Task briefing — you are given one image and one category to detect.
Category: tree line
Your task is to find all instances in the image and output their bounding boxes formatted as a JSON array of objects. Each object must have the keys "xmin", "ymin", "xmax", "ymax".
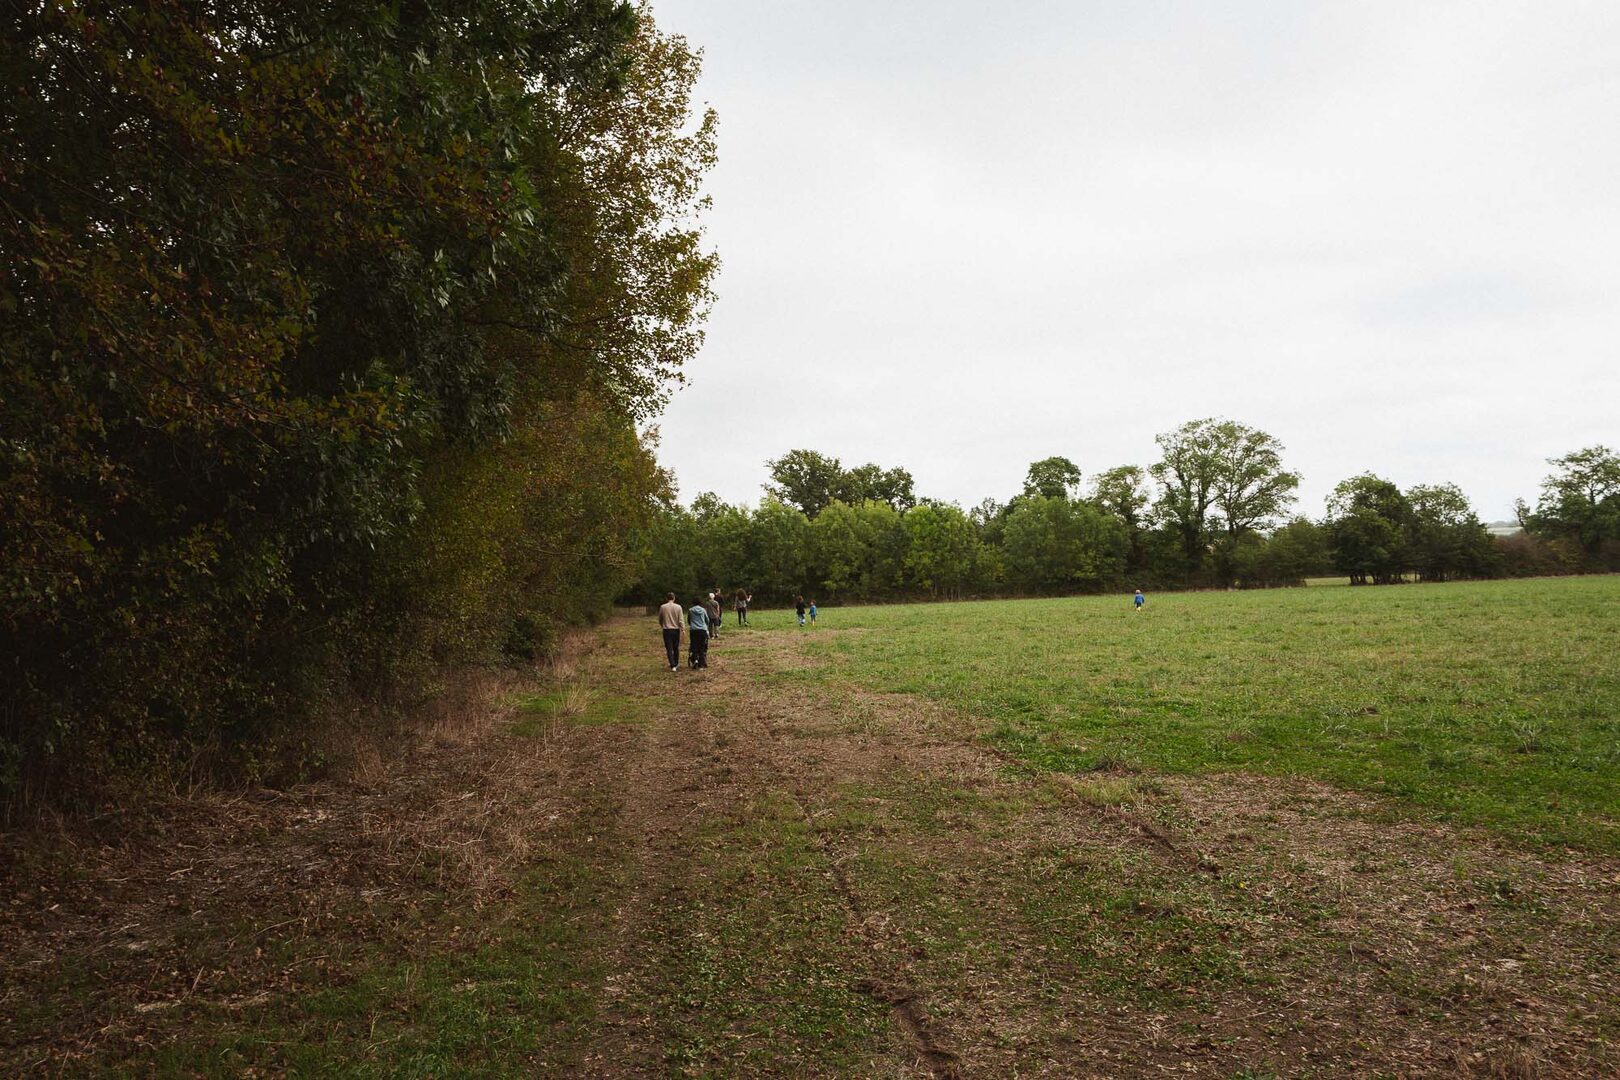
[
  {"xmin": 1, "ymin": 2, "xmax": 714, "ymax": 806},
  {"xmin": 630, "ymin": 426, "xmax": 1620, "ymax": 605}
]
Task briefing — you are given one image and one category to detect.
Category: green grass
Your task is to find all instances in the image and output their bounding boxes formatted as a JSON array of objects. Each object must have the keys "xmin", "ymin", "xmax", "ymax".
[
  {"xmin": 797, "ymin": 576, "xmax": 1620, "ymax": 852},
  {"xmin": 631, "ymin": 789, "xmax": 894, "ymax": 1074}
]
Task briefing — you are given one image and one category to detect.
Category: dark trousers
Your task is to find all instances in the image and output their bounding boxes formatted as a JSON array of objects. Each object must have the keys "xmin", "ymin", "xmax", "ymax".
[
  {"xmin": 689, "ymin": 628, "xmax": 708, "ymax": 668},
  {"xmin": 662, "ymin": 629, "xmax": 681, "ymax": 669},
  {"xmin": 736, "ymin": 606, "xmax": 747, "ymax": 625}
]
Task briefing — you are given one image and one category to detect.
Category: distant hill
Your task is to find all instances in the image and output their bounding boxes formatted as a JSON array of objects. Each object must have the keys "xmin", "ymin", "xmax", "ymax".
[{"xmin": 1486, "ymin": 521, "xmax": 1524, "ymax": 537}]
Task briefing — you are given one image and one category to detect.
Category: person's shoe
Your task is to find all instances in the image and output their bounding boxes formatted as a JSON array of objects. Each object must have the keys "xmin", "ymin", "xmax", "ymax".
[{"xmin": 671, "ymin": 665, "xmax": 678, "ymax": 672}]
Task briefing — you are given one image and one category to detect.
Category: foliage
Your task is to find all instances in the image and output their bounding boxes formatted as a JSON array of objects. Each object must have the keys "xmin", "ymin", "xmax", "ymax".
[
  {"xmin": 1022, "ymin": 456, "xmax": 1083, "ymax": 500},
  {"xmin": 901, "ymin": 503, "xmax": 983, "ymax": 598},
  {"xmin": 1324, "ymin": 475, "xmax": 1497, "ymax": 585},
  {"xmin": 808, "ymin": 499, "xmax": 908, "ymax": 600},
  {"xmin": 1090, "ymin": 465, "xmax": 1152, "ymax": 574},
  {"xmin": 1002, "ymin": 496, "xmax": 1128, "ymax": 594},
  {"xmin": 1149, "ymin": 418, "xmax": 1299, "ymax": 578},
  {"xmin": 1232, "ymin": 517, "xmax": 1331, "ymax": 586},
  {"xmin": 634, "ymin": 433, "xmax": 1611, "ymax": 608},
  {"xmin": 0, "ymin": 1, "xmax": 714, "ymax": 803},
  {"xmin": 763, "ymin": 449, "xmax": 913, "ymax": 517},
  {"xmin": 1407, "ymin": 483, "xmax": 1498, "ymax": 582},
  {"xmin": 1518, "ymin": 446, "xmax": 1620, "ymax": 562}
]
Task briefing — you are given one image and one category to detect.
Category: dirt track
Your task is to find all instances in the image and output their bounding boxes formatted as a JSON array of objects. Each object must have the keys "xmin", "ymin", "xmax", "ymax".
[{"xmin": 3, "ymin": 616, "xmax": 1617, "ymax": 1076}]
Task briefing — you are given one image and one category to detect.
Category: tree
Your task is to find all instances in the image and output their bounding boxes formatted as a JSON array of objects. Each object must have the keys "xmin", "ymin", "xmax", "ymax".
[
  {"xmin": 969, "ymin": 497, "xmax": 1007, "ymax": 548},
  {"xmin": 690, "ymin": 492, "xmax": 732, "ymax": 525},
  {"xmin": 1408, "ymin": 484, "xmax": 1497, "ymax": 582},
  {"xmin": 1150, "ymin": 418, "xmax": 1298, "ymax": 576},
  {"xmin": 842, "ymin": 464, "xmax": 916, "ymax": 511},
  {"xmin": 1326, "ymin": 475, "xmax": 1413, "ymax": 585},
  {"xmin": 1232, "ymin": 518, "xmax": 1331, "ymax": 587},
  {"xmin": 1090, "ymin": 465, "xmax": 1152, "ymax": 573},
  {"xmin": 1002, "ymin": 497, "xmax": 1128, "ymax": 594},
  {"xmin": 808, "ymin": 501, "xmax": 869, "ymax": 599},
  {"xmin": 1023, "ymin": 456, "xmax": 1083, "ymax": 499},
  {"xmin": 1211, "ymin": 425, "xmax": 1300, "ymax": 542},
  {"xmin": 1150, "ymin": 422, "xmax": 1223, "ymax": 571},
  {"xmin": 903, "ymin": 504, "xmax": 982, "ymax": 599},
  {"xmin": 1520, "ymin": 446, "xmax": 1620, "ymax": 557},
  {"xmin": 853, "ymin": 500, "xmax": 911, "ymax": 596},
  {"xmin": 764, "ymin": 451, "xmax": 915, "ymax": 517},
  {"xmin": 0, "ymin": 1, "xmax": 715, "ymax": 801},
  {"xmin": 749, "ymin": 498, "xmax": 811, "ymax": 600},
  {"xmin": 764, "ymin": 450, "xmax": 846, "ymax": 518}
]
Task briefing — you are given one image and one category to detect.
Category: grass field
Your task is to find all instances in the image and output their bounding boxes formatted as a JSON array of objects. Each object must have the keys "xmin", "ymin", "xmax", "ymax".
[
  {"xmin": 796, "ymin": 576, "xmax": 1620, "ymax": 853},
  {"xmin": 6, "ymin": 576, "xmax": 1618, "ymax": 1076}
]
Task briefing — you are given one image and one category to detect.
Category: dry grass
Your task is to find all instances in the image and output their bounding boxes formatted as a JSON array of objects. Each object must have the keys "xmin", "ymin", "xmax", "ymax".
[{"xmin": 554, "ymin": 682, "xmax": 591, "ymax": 718}]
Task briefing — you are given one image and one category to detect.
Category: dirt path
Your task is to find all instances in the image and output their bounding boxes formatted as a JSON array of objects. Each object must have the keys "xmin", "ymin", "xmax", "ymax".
[{"xmin": 3, "ymin": 616, "xmax": 1618, "ymax": 1076}]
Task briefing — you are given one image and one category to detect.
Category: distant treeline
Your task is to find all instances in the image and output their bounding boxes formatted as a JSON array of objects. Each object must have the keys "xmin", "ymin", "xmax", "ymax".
[
  {"xmin": 630, "ymin": 427, "xmax": 1620, "ymax": 605},
  {"xmin": 1, "ymin": 3, "xmax": 714, "ymax": 805}
]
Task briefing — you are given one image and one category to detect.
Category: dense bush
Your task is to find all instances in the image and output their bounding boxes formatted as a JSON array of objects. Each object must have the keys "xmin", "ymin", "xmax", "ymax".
[{"xmin": 0, "ymin": 2, "xmax": 714, "ymax": 804}]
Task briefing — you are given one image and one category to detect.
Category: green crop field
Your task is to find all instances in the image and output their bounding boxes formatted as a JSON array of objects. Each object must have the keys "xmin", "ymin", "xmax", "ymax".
[{"xmin": 790, "ymin": 575, "xmax": 1620, "ymax": 853}]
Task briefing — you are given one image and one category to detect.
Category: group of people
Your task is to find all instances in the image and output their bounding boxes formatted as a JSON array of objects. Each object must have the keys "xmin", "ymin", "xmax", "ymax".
[
  {"xmin": 657, "ymin": 588, "xmax": 752, "ymax": 671},
  {"xmin": 656, "ymin": 589, "xmax": 826, "ymax": 671}
]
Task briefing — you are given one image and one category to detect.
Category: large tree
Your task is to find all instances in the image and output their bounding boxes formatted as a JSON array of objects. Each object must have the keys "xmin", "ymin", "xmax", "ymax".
[
  {"xmin": 1023, "ymin": 456, "xmax": 1084, "ymax": 500},
  {"xmin": 0, "ymin": 1, "xmax": 715, "ymax": 798},
  {"xmin": 1519, "ymin": 446, "xmax": 1620, "ymax": 556},
  {"xmin": 1326, "ymin": 475, "xmax": 1413, "ymax": 585},
  {"xmin": 1408, "ymin": 483, "xmax": 1497, "ymax": 582},
  {"xmin": 764, "ymin": 450, "xmax": 846, "ymax": 518},
  {"xmin": 842, "ymin": 463, "xmax": 917, "ymax": 511},
  {"xmin": 1150, "ymin": 418, "xmax": 1298, "ymax": 573},
  {"xmin": 1090, "ymin": 465, "xmax": 1152, "ymax": 572},
  {"xmin": 764, "ymin": 450, "xmax": 914, "ymax": 517}
]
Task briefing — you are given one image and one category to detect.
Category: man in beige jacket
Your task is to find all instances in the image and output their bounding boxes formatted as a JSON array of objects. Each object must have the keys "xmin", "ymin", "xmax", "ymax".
[{"xmin": 657, "ymin": 593, "xmax": 683, "ymax": 672}]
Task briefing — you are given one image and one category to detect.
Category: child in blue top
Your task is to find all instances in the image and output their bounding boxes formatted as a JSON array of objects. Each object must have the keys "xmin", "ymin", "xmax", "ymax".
[
  {"xmin": 808, "ymin": 600, "xmax": 817, "ymax": 623},
  {"xmin": 1133, "ymin": 589, "xmax": 1145, "ymax": 611}
]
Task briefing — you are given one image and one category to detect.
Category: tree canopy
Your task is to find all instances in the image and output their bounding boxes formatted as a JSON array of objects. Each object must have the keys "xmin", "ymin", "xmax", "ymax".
[
  {"xmin": 1, "ymin": 1, "xmax": 716, "ymax": 802},
  {"xmin": 1023, "ymin": 456, "xmax": 1084, "ymax": 500}
]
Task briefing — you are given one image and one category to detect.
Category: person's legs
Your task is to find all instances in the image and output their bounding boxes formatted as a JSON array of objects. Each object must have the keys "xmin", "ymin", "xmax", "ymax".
[
  {"xmin": 663, "ymin": 629, "xmax": 680, "ymax": 669},
  {"xmin": 690, "ymin": 628, "xmax": 707, "ymax": 668}
]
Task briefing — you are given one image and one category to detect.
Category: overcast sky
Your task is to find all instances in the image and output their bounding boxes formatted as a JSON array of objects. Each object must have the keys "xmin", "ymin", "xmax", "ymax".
[{"xmin": 647, "ymin": 0, "xmax": 1618, "ymax": 521}]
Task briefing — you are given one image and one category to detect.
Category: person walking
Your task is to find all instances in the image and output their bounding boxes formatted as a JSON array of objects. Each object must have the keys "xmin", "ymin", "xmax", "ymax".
[
  {"xmin": 795, "ymin": 595, "xmax": 806, "ymax": 627},
  {"xmin": 687, "ymin": 596, "xmax": 711, "ymax": 668},
  {"xmin": 1133, "ymin": 588, "xmax": 1146, "ymax": 612},
  {"xmin": 658, "ymin": 592, "xmax": 683, "ymax": 672},
  {"xmin": 708, "ymin": 590, "xmax": 723, "ymax": 639},
  {"xmin": 735, "ymin": 588, "xmax": 749, "ymax": 627},
  {"xmin": 808, "ymin": 599, "xmax": 818, "ymax": 624}
]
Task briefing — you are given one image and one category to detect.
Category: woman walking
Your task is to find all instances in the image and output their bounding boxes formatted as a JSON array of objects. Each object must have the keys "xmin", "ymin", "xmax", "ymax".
[{"xmin": 735, "ymin": 588, "xmax": 750, "ymax": 627}]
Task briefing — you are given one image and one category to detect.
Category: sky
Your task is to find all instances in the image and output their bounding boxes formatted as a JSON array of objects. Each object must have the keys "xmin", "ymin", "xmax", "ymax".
[{"xmin": 646, "ymin": 0, "xmax": 1619, "ymax": 522}]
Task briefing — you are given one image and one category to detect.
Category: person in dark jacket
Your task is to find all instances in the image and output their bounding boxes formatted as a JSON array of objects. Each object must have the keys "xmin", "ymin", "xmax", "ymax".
[{"xmin": 687, "ymin": 598, "xmax": 710, "ymax": 668}]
